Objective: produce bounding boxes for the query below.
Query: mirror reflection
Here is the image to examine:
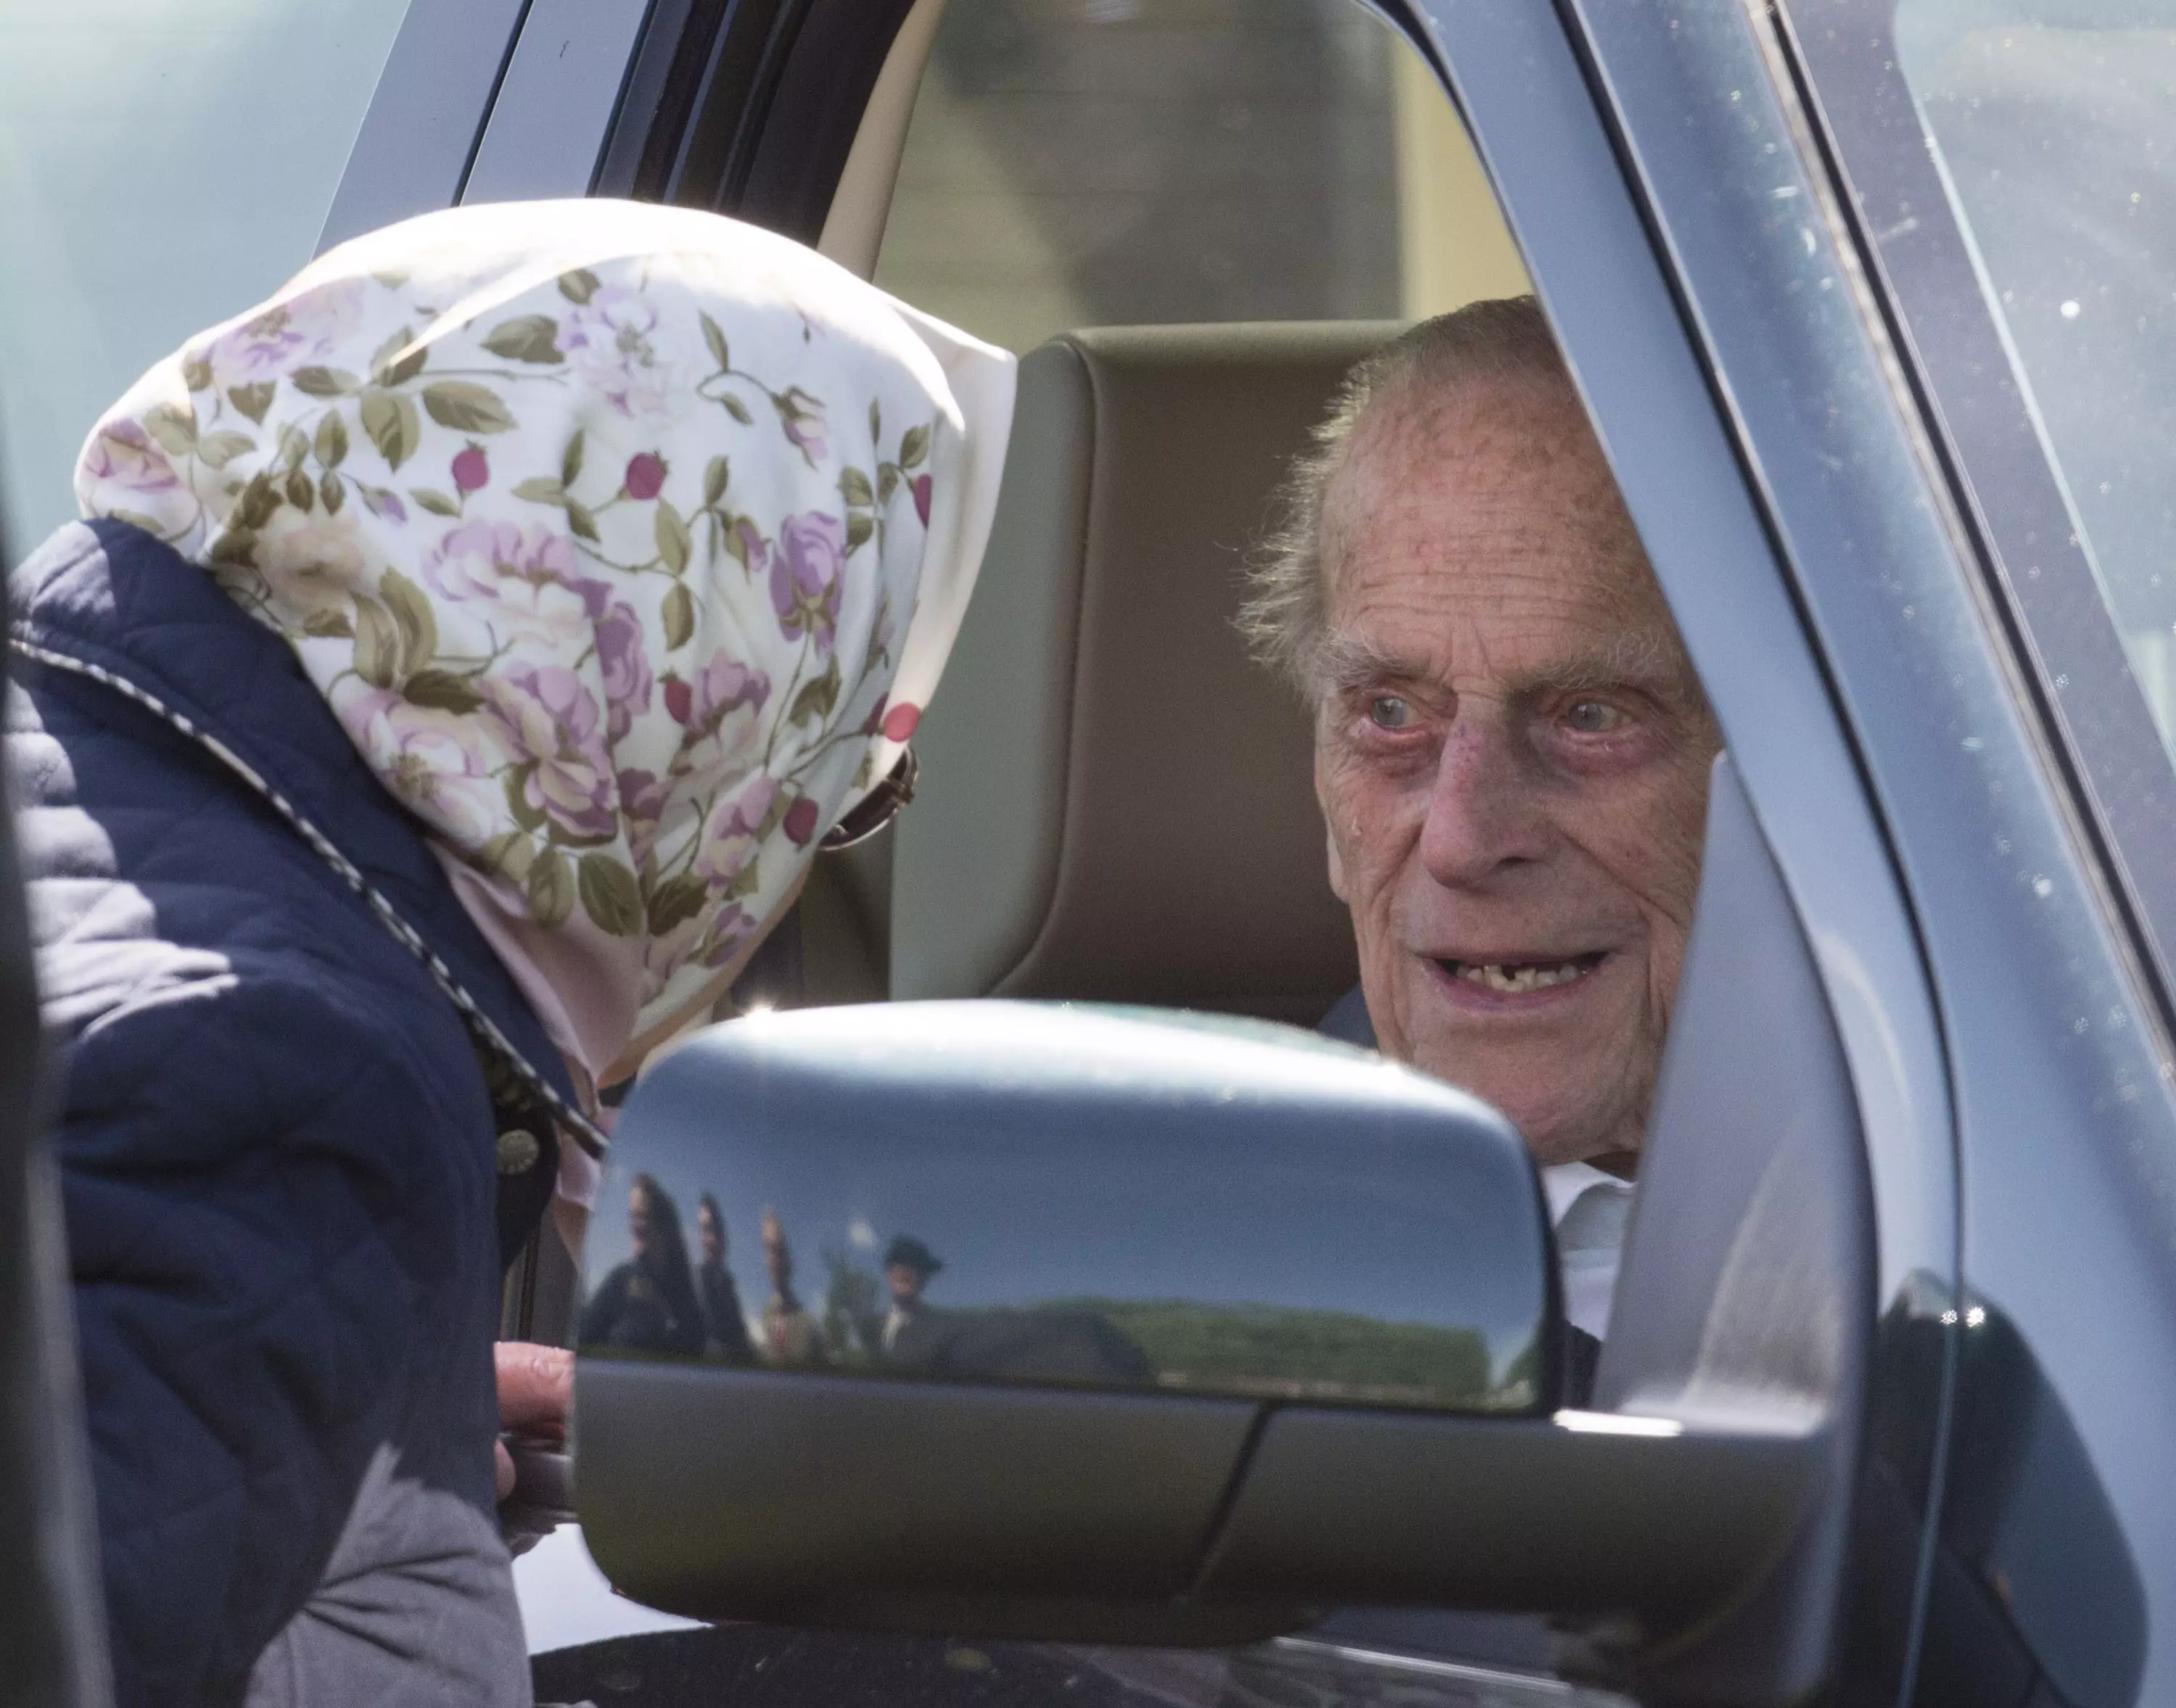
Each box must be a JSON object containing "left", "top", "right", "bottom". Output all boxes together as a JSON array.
[{"left": 581, "top": 1004, "right": 1551, "bottom": 1414}]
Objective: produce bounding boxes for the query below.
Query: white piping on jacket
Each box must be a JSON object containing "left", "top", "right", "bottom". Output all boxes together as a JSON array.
[{"left": 9, "top": 635, "right": 609, "bottom": 1160}]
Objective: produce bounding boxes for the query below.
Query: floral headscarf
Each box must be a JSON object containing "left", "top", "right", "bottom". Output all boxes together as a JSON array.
[{"left": 77, "top": 199, "right": 1014, "bottom": 1076}]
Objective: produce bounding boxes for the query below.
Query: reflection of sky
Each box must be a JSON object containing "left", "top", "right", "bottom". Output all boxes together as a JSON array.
[{"left": 585, "top": 1016, "right": 1549, "bottom": 1379}]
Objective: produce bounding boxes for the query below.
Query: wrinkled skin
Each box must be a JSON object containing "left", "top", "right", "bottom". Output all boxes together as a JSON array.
[{"left": 1314, "top": 373, "right": 1719, "bottom": 1168}]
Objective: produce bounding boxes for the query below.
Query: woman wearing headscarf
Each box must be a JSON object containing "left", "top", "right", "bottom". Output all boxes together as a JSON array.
[
  {"left": 9, "top": 198, "right": 1012, "bottom": 1707},
  {"left": 577, "top": 1173, "right": 704, "bottom": 1357}
]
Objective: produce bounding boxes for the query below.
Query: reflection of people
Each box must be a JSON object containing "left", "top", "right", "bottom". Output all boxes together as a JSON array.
[
  {"left": 866, "top": 1234, "right": 1157, "bottom": 1386},
  {"left": 1243, "top": 300, "right": 1718, "bottom": 1365},
  {"left": 17, "top": 197, "right": 1013, "bottom": 1702},
  {"left": 760, "top": 1208, "right": 828, "bottom": 1365},
  {"left": 579, "top": 1175, "right": 705, "bottom": 1356},
  {"left": 879, "top": 1234, "right": 946, "bottom": 1362},
  {"left": 696, "top": 1193, "right": 758, "bottom": 1364}
]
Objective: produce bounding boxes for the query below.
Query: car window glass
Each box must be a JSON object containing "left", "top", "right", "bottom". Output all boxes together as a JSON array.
[
  {"left": 872, "top": 0, "right": 1530, "bottom": 351},
  {"left": 1894, "top": 2, "right": 2176, "bottom": 746},
  {"left": 0, "top": 0, "right": 410, "bottom": 550},
  {"left": 1786, "top": 0, "right": 2176, "bottom": 993}
]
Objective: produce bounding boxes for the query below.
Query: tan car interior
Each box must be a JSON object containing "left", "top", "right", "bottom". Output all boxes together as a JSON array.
[
  {"left": 764, "top": 0, "right": 1528, "bottom": 1031},
  {"left": 915, "top": 322, "right": 1404, "bottom": 1023},
  {"left": 797, "top": 324, "right": 1390, "bottom": 1028}
]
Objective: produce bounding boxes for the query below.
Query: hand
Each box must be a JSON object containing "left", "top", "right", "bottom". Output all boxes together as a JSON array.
[{"left": 495, "top": 1340, "right": 572, "bottom": 1501}]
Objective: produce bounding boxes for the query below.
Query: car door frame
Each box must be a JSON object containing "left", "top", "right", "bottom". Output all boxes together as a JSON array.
[
  {"left": 318, "top": 0, "right": 923, "bottom": 257},
  {"left": 1425, "top": 0, "right": 2172, "bottom": 1700},
  {"left": 621, "top": 0, "right": 1958, "bottom": 1691},
  {"left": 1388, "top": 3, "right": 1958, "bottom": 1698}
]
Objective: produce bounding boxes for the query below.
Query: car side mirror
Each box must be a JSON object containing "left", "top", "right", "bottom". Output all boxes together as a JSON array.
[
  {"left": 574, "top": 999, "right": 1827, "bottom": 1653},
  {"left": 572, "top": 1001, "right": 1565, "bottom": 1643}
]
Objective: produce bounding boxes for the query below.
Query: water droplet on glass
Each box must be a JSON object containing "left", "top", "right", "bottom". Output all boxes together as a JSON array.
[{"left": 2033, "top": 875, "right": 2054, "bottom": 897}]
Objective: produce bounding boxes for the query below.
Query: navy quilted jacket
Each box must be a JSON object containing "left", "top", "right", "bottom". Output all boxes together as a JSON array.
[{"left": 7, "top": 520, "right": 576, "bottom": 1707}]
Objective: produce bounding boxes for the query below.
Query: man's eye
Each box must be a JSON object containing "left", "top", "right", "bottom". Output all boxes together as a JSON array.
[
  {"left": 1564, "top": 698, "right": 1628, "bottom": 734},
  {"left": 1367, "top": 696, "right": 1415, "bottom": 730}
]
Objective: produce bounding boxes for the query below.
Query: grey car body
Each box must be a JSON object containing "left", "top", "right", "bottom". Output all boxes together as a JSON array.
[{"left": 3, "top": 2, "right": 2171, "bottom": 1706}]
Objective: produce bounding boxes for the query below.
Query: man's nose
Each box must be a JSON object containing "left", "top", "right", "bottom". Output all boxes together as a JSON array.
[{"left": 1417, "top": 720, "right": 1551, "bottom": 889}]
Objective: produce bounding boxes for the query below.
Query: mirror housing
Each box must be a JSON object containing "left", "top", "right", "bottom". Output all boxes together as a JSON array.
[{"left": 573, "top": 1002, "right": 1562, "bottom": 1641}]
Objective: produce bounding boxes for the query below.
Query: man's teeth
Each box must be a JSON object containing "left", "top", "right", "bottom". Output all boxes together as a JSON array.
[{"left": 1454, "top": 960, "right": 1591, "bottom": 994}]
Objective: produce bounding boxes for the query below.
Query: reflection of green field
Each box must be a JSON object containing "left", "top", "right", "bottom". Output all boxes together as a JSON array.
[{"left": 1034, "top": 1299, "right": 1504, "bottom": 1408}]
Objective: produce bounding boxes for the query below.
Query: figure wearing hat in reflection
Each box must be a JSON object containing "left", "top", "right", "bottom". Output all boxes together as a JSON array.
[
  {"left": 880, "top": 1235, "right": 947, "bottom": 1366},
  {"left": 759, "top": 1207, "right": 828, "bottom": 1366}
]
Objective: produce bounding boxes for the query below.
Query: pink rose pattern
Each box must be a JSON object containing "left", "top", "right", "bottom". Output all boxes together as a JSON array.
[
  {"left": 596, "top": 601, "right": 653, "bottom": 742},
  {"left": 770, "top": 511, "right": 845, "bottom": 656},
  {"left": 199, "top": 279, "right": 367, "bottom": 391},
  {"left": 76, "top": 241, "right": 944, "bottom": 1030},
  {"left": 81, "top": 421, "right": 181, "bottom": 503}
]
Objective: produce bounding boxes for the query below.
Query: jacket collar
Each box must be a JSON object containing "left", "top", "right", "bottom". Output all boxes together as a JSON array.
[{"left": 10, "top": 519, "right": 583, "bottom": 1123}]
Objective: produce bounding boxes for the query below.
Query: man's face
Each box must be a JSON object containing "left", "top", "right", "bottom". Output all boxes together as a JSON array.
[
  {"left": 887, "top": 1263, "right": 923, "bottom": 1307},
  {"left": 1314, "top": 375, "right": 1718, "bottom": 1167}
]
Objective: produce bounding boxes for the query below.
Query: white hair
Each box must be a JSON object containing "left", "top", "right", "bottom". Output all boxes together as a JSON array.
[{"left": 1238, "top": 296, "right": 1568, "bottom": 700}]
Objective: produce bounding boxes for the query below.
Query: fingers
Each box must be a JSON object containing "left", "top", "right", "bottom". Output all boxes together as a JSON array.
[
  {"left": 495, "top": 1437, "right": 516, "bottom": 1503},
  {"left": 495, "top": 1340, "right": 573, "bottom": 1435}
]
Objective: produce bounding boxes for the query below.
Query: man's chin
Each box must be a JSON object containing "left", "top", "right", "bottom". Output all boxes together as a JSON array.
[{"left": 1396, "top": 989, "right": 1644, "bottom": 1163}]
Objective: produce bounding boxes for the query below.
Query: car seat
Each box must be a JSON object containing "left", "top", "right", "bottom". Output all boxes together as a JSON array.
[{"left": 882, "top": 321, "right": 1401, "bottom": 1025}]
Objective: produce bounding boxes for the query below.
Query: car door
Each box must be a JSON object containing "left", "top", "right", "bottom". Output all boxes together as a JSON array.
[
  {"left": 551, "top": 1, "right": 2174, "bottom": 1702},
  {"left": 0, "top": 454, "right": 111, "bottom": 1707},
  {"left": 4, "top": 2, "right": 2164, "bottom": 1701},
  {"left": 536, "top": 1, "right": 1921, "bottom": 1703},
  {"left": 503, "top": 0, "right": 1919, "bottom": 1701},
  {"left": 1485, "top": 1, "right": 2172, "bottom": 1701}
]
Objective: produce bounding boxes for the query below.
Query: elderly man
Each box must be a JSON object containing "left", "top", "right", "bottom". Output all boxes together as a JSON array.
[{"left": 1242, "top": 296, "right": 1720, "bottom": 1353}]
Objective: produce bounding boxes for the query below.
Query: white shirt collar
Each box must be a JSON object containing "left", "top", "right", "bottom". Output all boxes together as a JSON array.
[
  {"left": 1541, "top": 1159, "right": 1632, "bottom": 1227},
  {"left": 1539, "top": 1161, "right": 1636, "bottom": 1342}
]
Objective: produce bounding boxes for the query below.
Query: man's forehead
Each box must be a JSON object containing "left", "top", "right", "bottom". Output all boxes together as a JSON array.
[
  {"left": 1318, "top": 606, "right": 1687, "bottom": 700},
  {"left": 1319, "top": 504, "right": 1681, "bottom": 695}
]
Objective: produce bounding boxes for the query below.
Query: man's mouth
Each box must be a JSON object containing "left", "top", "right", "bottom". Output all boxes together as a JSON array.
[{"left": 1436, "top": 952, "right": 1608, "bottom": 995}]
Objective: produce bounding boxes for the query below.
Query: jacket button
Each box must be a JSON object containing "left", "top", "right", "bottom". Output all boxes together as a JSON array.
[{"left": 496, "top": 1128, "right": 541, "bottom": 1176}]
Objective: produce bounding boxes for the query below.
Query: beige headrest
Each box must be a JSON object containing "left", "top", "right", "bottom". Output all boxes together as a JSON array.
[{"left": 892, "top": 321, "right": 1401, "bottom": 1024}]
